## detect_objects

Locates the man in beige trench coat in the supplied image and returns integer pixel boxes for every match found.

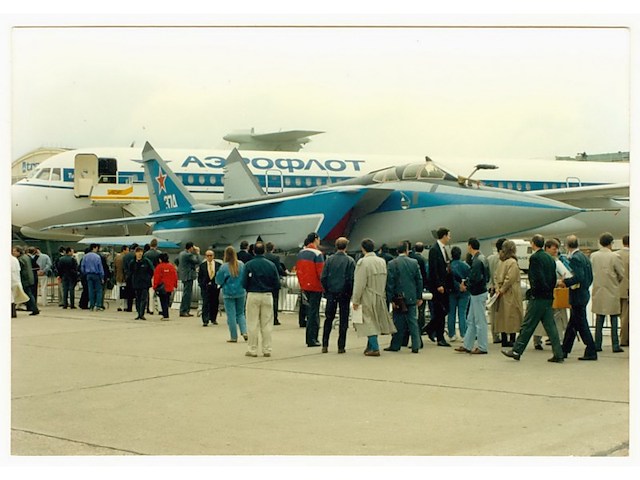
[352,238,396,356]
[590,232,625,353]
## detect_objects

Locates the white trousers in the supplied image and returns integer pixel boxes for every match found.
[246,292,273,355]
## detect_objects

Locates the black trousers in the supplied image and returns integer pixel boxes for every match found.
[272,289,280,323]
[201,284,220,325]
[305,291,322,345]
[425,291,447,341]
[322,291,351,350]
[158,291,171,318]
[562,303,597,357]
[134,288,149,318]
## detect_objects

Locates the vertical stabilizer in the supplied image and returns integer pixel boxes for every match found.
[223,148,265,201]
[141,142,198,214]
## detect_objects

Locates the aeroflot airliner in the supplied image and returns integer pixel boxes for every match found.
[11,146,629,242]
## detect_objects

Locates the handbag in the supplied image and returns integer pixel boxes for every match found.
[156,283,166,295]
[552,287,570,309]
[391,292,408,313]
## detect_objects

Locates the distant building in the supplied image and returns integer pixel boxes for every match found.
[555,151,629,162]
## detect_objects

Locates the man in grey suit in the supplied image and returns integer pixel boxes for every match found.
[177,241,201,317]
[617,234,629,346]
[384,240,424,353]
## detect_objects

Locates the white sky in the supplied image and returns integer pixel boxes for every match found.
[7,21,632,161]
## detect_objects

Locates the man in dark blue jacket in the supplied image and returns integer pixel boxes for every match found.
[320,237,356,354]
[559,235,597,360]
[503,235,564,363]
[384,240,424,353]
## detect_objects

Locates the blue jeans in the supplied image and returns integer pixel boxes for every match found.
[448,293,469,338]
[389,304,421,351]
[595,314,620,351]
[62,278,76,307]
[224,295,247,340]
[86,273,103,309]
[463,292,488,352]
[367,335,379,351]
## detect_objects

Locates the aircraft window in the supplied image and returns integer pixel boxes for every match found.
[316,178,323,186]
[525,183,531,191]
[35,168,51,181]
[284,177,292,187]
[209,175,216,185]
[543,183,548,189]
[51,168,61,181]
[187,175,194,185]
[402,164,423,180]
[373,167,399,183]
[418,163,446,180]
[507,182,513,190]
[295,178,301,187]
[516,183,522,191]
[498,182,504,188]
[199,175,206,185]
[305,178,312,187]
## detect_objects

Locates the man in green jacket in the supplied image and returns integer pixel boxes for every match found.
[502,234,564,363]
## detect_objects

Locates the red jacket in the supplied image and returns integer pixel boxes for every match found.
[295,244,324,292]
[153,262,178,293]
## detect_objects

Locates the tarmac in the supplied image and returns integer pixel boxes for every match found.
[9,303,631,459]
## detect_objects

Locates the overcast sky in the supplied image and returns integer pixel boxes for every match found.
[9,23,631,161]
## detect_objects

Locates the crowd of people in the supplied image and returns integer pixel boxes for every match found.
[11,229,629,363]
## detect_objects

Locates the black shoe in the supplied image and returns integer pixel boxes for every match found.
[501,349,520,361]
[139,316,146,321]
[62,306,68,309]
[383,347,399,352]
[212,321,218,325]
[321,347,328,353]
[548,356,564,363]
[613,348,625,353]
[299,322,307,328]
[307,341,321,347]
[202,323,208,327]
[437,340,451,347]
[534,344,543,350]
[563,352,568,358]
[134,316,140,320]
[338,348,346,354]
[70,306,76,309]
[274,321,281,326]
[596,347,602,352]
[427,332,436,343]
[117,308,123,311]
[411,349,419,353]
[30,311,40,316]
[578,355,598,361]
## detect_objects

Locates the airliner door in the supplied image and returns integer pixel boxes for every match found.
[74,153,99,197]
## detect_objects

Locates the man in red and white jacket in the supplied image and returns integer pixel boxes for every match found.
[296,232,325,347]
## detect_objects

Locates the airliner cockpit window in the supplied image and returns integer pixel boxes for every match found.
[51,168,61,181]
[418,163,446,180]
[35,168,51,181]
[372,167,399,183]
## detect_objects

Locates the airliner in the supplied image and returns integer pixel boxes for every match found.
[11,146,629,244]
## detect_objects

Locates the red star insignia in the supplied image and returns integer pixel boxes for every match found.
[156,169,167,193]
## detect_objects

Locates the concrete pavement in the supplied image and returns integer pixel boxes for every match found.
[11,305,629,457]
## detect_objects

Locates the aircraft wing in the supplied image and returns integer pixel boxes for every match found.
[77,236,181,249]
[523,182,629,209]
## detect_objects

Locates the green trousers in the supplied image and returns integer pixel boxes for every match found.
[513,298,563,359]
